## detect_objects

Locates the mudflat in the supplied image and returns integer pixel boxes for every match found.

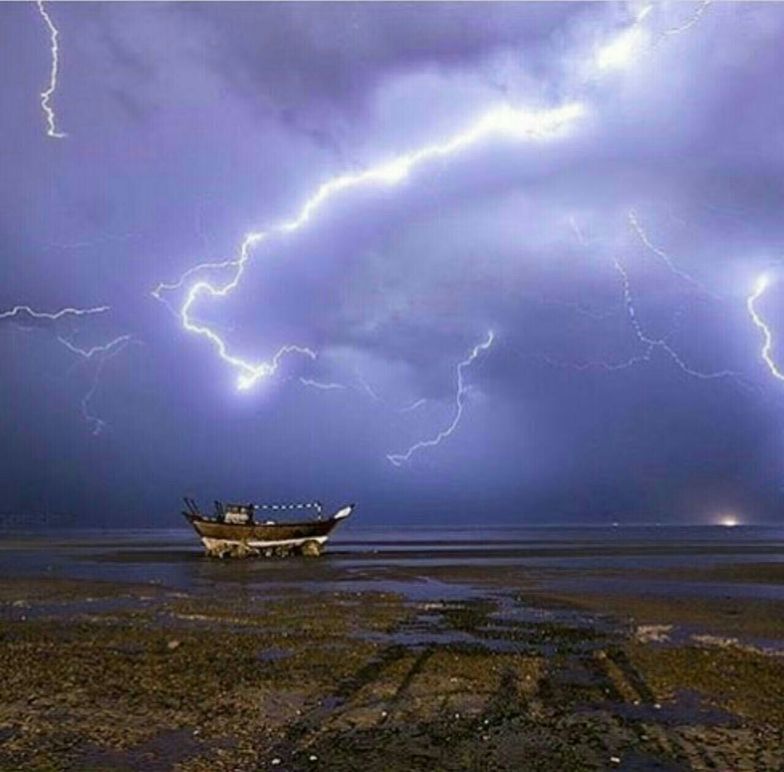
[0,528,783,770]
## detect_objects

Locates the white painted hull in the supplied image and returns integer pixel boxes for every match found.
[201,535,328,550]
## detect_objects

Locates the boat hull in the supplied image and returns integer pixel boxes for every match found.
[183,504,353,558]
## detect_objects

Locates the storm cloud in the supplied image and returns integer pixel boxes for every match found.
[1,2,783,525]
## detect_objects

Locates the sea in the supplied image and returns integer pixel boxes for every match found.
[1,525,783,604]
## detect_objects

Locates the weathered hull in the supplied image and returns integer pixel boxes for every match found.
[183,505,353,558]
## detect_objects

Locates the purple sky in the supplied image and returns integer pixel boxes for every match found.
[1,2,784,526]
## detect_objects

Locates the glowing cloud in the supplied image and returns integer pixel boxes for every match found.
[155,102,583,390]
[595,23,649,73]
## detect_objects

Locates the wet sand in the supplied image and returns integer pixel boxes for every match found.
[0,528,783,770]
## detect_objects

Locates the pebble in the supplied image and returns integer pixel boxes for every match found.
[610,757,621,765]
[271,759,281,766]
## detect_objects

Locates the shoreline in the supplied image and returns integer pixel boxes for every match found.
[1,539,783,770]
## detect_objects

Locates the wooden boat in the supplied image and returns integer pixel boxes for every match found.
[182,498,353,558]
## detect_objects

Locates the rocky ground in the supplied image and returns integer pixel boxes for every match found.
[0,571,783,771]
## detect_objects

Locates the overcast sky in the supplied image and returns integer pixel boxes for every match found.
[1,1,783,526]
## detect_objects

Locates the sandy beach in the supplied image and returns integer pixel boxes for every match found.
[0,527,783,770]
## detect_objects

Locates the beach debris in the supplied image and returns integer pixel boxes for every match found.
[635,624,672,643]
[167,639,182,651]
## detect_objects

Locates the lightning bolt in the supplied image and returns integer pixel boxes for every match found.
[611,257,735,379]
[154,5,699,396]
[35,0,66,139]
[56,333,133,360]
[747,274,784,382]
[547,212,739,380]
[662,0,713,37]
[155,103,583,390]
[387,331,494,466]
[569,215,589,246]
[593,2,713,76]
[77,337,135,435]
[628,209,718,298]
[298,377,347,391]
[352,371,383,403]
[0,304,135,432]
[0,304,124,361]
[541,255,738,381]
[0,305,108,322]
[399,397,428,413]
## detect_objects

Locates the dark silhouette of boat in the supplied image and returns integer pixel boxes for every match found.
[182,498,353,557]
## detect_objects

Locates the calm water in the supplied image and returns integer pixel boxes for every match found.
[1,525,783,601]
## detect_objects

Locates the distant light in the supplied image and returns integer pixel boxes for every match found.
[719,514,740,528]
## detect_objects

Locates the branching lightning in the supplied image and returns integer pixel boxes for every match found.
[387,331,494,466]
[35,0,66,139]
[545,213,738,381]
[0,304,125,361]
[15,4,727,455]
[611,257,736,380]
[628,209,717,298]
[747,274,784,382]
[0,303,134,433]
[155,103,583,391]
[56,333,133,360]
[78,337,135,435]
[543,259,740,381]
[149,8,678,404]
[541,256,738,380]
